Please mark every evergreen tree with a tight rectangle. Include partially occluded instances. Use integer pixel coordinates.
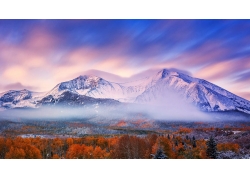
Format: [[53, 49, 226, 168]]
[[193, 140, 197, 148], [153, 148, 168, 159], [175, 140, 178, 147], [167, 134, 170, 140], [185, 135, 189, 140], [206, 136, 218, 159], [192, 136, 195, 141], [184, 143, 187, 150]]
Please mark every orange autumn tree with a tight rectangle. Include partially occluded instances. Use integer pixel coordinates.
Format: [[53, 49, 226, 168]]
[[5, 147, 26, 159], [96, 137, 108, 149], [146, 134, 158, 157], [66, 144, 99, 159], [51, 138, 64, 158], [66, 144, 83, 159], [5, 137, 42, 159], [111, 135, 149, 159], [83, 145, 94, 159], [66, 138, 74, 146], [191, 139, 207, 159], [178, 127, 192, 134], [93, 146, 108, 158], [217, 143, 240, 153], [52, 154, 60, 159], [30, 137, 48, 158], [107, 136, 119, 154], [22, 144, 42, 159], [151, 142, 158, 156]]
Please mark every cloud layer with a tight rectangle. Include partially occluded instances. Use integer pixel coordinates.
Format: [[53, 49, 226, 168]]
[[0, 20, 250, 100]]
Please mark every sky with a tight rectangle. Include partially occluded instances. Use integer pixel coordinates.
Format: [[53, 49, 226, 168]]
[[0, 20, 250, 100]]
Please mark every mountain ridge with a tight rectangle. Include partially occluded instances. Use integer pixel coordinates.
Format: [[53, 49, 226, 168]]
[[0, 68, 250, 114]]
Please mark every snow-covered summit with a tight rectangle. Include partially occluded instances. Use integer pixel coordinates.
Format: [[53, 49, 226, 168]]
[[136, 69, 250, 113], [47, 75, 110, 97]]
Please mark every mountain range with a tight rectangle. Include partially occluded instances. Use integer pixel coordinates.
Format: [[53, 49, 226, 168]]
[[0, 68, 250, 115]]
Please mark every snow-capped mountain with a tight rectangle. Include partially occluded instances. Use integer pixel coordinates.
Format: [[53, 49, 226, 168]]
[[135, 69, 250, 113], [47, 75, 150, 102], [0, 89, 46, 109], [1, 68, 250, 114]]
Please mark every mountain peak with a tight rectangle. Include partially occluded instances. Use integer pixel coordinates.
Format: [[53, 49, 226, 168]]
[[20, 89, 30, 92], [75, 75, 101, 81], [156, 68, 179, 79], [55, 74, 105, 93]]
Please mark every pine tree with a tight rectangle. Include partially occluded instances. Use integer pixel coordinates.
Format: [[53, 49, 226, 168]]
[[175, 140, 178, 147], [193, 140, 197, 148], [192, 136, 195, 141], [185, 135, 189, 140], [206, 136, 218, 159], [153, 148, 168, 159], [167, 134, 170, 140]]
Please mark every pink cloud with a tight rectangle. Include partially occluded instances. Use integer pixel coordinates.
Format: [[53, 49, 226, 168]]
[[0, 82, 37, 91], [2, 66, 28, 81], [194, 57, 250, 81], [59, 47, 98, 66], [173, 41, 228, 67], [23, 27, 61, 53]]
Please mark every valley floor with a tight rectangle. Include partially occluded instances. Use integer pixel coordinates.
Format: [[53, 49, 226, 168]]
[[0, 119, 250, 159]]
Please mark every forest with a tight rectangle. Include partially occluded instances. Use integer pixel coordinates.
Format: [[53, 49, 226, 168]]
[[1, 119, 250, 159], [0, 133, 244, 159]]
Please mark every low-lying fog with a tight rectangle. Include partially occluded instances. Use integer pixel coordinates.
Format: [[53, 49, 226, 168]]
[[0, 88, 210, 122], [0, 89, 249, 122]]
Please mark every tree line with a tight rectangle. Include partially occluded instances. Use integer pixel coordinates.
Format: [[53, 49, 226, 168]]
[[0, 134, 239, 159]]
